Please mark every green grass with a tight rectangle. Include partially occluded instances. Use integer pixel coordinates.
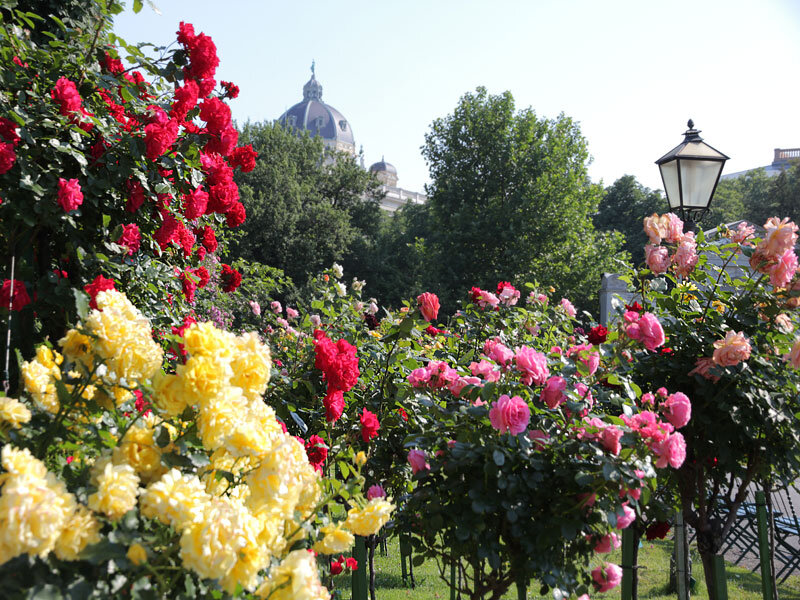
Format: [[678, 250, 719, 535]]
[[331, 536, 800, 600]]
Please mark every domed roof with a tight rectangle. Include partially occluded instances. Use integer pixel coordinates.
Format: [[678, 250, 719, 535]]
[[276, 64, 354, 149], [369, 157, 397, 175]]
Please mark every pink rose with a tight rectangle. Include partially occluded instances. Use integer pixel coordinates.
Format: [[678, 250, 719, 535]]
[[616, 504, 636, 529], [488, 394, 530, 435], [665, 213, 684, 243], [789, 337, 800, 369], [527, 429, 550, 450], [662, 392, 691, 428], [417, 292, 440, 322], [270, 301, 282, 314], [366, 484, 386, 500], [560, 298, 576, 318], [249, 300, 261, 316], [712, 330, 751, 367], [470, 360, 501, 382], [688, 357, 720, 382], [515, 346, 549, 386], [731, 222, 756, 245], [407, 449, 430, 474], [641, 392, 655, 406], [645, 244, 670, 274], [310, 314, 321, 328], [57, 178, 83, 212], [568, 344, 600, 376], [761, 217, 798, 259], [488, 342, 514, 367], [594, 532, 621, 554], [541, 376, 567, 409], [117, 223, 141, 255], [768, 249, 797, 288], [653, 431, 686, 468], [633, 312, 665, 351], [592, 563, 623, 593], [449, 375, 482, 397], [601, 426, 623, 456], [408, 366, 432, 388], [672, 234, 699, 277], [286, 307, 299, 319]]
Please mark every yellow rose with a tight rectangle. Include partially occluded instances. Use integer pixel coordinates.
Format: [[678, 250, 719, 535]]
[[58, 328, 94, 368], [344, 498, 395, 536], [255, 549, 330, 600], [88, 462, 139, 521], [0, 397, 31, 429], [54, 506, 101, 561], [140, 468, 209, 530], [313, 523, 354, 555], [126, 542, 147, 566]]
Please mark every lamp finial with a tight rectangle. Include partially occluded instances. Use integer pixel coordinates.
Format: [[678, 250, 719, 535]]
[[687, 118, 694, 129]]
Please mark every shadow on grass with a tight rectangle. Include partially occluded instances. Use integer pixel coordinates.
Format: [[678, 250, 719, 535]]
[[726, 567, 800, 600], [374, 571, 422, 589]]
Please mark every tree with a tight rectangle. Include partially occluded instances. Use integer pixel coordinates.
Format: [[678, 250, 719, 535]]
[[232, 121, 383, 294], [419, 87, 625, 314], [594, 175, 665, 266]]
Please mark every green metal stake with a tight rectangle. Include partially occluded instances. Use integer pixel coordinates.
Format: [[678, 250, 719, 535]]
[[755, 491, 774, 600], [516, 578, 527, 600], [450, 561, 456, 600], [713, 554, 729, 600], [400, 534, 409, 584], [621, 528, 634, 600], [352, 536, 367, 600], [675, 511, 689, 600]]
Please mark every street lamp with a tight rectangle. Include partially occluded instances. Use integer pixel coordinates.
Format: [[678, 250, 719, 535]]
[[655, 119, 729, 231]]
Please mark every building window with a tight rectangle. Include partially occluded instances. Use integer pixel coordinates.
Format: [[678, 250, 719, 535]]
[[287, 115, 296, 127], [339, 120, 347, 131]]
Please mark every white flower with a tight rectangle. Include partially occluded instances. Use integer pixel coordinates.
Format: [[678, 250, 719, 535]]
[[367, 302, 379, 315], [332, 263, 343, 279], [335, 282, 346, 297], [352, 278, 365, 292]]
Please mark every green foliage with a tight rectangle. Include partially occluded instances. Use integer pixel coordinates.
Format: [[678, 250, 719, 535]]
[[595, 175, 665, 266], [231, 121, 384, 292], [416, 87, 626, 314]]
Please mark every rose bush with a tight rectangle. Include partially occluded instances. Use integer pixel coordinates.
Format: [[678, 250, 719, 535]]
[[622, 213, 800, 600]]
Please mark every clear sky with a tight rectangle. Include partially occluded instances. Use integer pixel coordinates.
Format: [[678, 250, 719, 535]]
[[114, 0, 800, 196]]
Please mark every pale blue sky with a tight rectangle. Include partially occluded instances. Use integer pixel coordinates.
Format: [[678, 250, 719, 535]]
[[114, 0, 800, 196]]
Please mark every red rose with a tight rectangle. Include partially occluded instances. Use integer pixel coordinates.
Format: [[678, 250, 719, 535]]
[[221, 80, 240, 99], [207, 179, 239, 213], [171, 314, 197, 362], [397, 407, 408, 422], [314, 333, 360, 394], [176, 223, 196, 258], [587, 325, 608, 345], [304, 435, 328, 472], [170, 80, 199, 121], [154, 214, 180, 250], [417, 292, 439, 322], [57, 178, 83, 212], [220, 263, 241, 293], [205, 123, 238, 157], [424, 325, 441, 336], [182, 31, 219, 84], [126, 179, 146, 213], [0, 117, 20, 146], [182, 187, 208, 221], [144, 118, 179, 161], [194, 266, 210, 289], [229, 144, 258, 173], [0, 142, 15, 174], [180, 270, 197, 303], [625, 301, 643, 313], [1, 279, 31, 311], [84, 275, 115, 310], [199, 97, 231, 135], [645, 521, 671, 540], [51, 77, 82, 115], [199, 226, 218, 253], [100, 52, 124, 75], [226, 201, 246, 228], [117, 223, 141, 255], [330, 560, 343, 576], [176, 21, 195, 47], [359, 408, 380, 442], [345, 557, 358, 571], [323, 389, 345, 424]]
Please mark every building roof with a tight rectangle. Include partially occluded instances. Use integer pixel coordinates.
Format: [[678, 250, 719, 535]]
[[369, 158, 397, 175], [276, 67, 354, 147]]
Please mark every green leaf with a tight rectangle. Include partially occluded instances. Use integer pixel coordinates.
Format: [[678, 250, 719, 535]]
[[133, 0, 143, 12], [492, 449, 505, 466], [154, 426, 171, 448], [73, 289, 90, 320], [161, 452, 194, 469]]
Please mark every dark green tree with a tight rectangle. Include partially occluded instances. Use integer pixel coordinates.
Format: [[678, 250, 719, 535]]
[[419, 87, 625, 314], [594, 175, 665, 265], [232, 121, 383, 292]]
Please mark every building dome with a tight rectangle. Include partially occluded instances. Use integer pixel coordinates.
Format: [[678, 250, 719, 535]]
[[369, 157, 398, 186], [276, 64, 355, 155]]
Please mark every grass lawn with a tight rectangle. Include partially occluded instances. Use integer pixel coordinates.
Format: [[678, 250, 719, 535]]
[[331, 536, 800, 600]]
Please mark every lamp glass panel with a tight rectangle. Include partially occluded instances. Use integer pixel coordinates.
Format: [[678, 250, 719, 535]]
[[659, 160, 681, 209], [679, 160, 722, 208]]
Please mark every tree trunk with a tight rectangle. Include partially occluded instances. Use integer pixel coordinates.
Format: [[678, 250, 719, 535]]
[[368, 534, 376, 600], [700, 551, 719, 600]]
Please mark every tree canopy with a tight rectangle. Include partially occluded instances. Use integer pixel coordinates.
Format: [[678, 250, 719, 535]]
[[594, 175, 665, 266], [417, 87, 625, 313], [231, 121, 384, 293]]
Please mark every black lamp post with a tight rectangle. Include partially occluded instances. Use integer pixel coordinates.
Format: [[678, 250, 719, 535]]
[[655, 120, 729, 232]]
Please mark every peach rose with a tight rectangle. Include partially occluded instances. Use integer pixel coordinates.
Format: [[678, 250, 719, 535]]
[[417, 292, 440, 322], [643, 213, 670, 245], [712, 330, 751, 367]]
